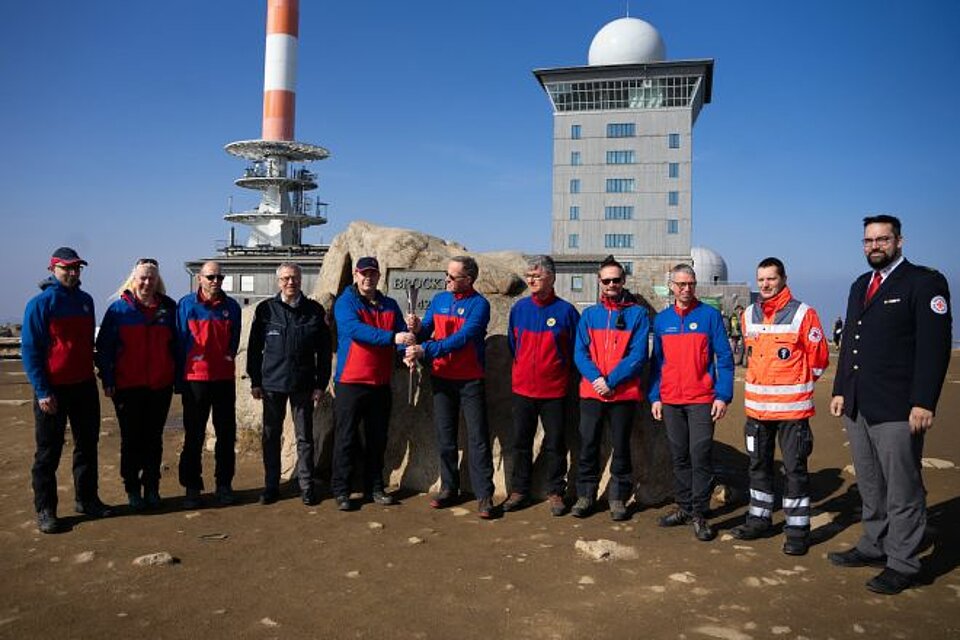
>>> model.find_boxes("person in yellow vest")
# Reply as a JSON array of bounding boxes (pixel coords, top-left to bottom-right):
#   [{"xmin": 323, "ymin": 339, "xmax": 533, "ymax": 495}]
[{"xmin": 731, "ymin": 257, "xmax": 829, "ymax": 556}]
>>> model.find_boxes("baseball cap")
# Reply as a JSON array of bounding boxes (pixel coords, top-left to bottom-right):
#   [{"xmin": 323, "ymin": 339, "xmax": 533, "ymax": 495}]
[
  {"xmin": 50, "ymin": 247, "xmax": 88, "ymax": 268},
  {"xmin": 355, "ymin": 257, "xmax": 380, "ymax": 272}
]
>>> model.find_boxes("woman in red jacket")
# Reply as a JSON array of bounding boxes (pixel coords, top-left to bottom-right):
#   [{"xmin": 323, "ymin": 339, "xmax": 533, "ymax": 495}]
[{"xmin": 96, "ymin": 259, "xmax": 177, "ymax": 511}]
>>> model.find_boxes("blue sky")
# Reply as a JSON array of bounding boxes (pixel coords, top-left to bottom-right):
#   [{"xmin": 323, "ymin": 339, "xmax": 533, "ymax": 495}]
[{"xmin": 2, "ymin": 1, "xmax": 958, "ymax": 331}]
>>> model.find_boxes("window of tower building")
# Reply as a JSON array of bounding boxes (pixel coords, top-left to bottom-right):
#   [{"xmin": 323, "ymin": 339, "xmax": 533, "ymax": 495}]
[
  {"xmin": 605, "ymin": 178, "xmax": 635, "ymax": 193},
  {"xmin": 668, "ymin": 133, "xmax": 681, "ymax": 149},
  {"xmin": 607, "ymin": 123, "xmax": 636, "ymax": 138},
  {"xmin": 240, "ymin": 275, "xmax": 255, "ymax": 292},
  {"xmin": 568, "ymin": 234, "xmax": 579, "ymax": 249},
  {"xmin": 569, "ymin": 206, "xmax": 580, "ymax": 220},
  {"xmin": 571, "ymin": 275, "xmax": 584, "ymax": 291},
  {"xmin": 605, "ymin": 206, "xmax": 634, "ymax": 220},
  {"xmin": 221, "ymin": 275, "xmax": 235, "ymax": 292},
  {"xmin": 604, "ymin": 234, "xmax": 633, "ymax": 249},
  {"xmin": 571, "ymin": 151, "xmax": 581, "ymax": 166},
  {"xmin": 606, "ymin": 150, "xmax": 635, "ymax": 165},
  {"xmin": 668, "ymin": 162, "xmax": 679, "ymax": 178},
  {"xmin": 571, "ymin": 124, "xmax": 581, "ymax": 139},
  {"xmin": 668, "ymin": 191, "xmax": 679, "ymax": 206},
  {"xmin": 667, "ymin": 219, "xmax": 679, "ymax": 234},
  {"xmin": 546, "ymin": 77, "xmax": 700, "ymax": 112},
  {"xmin": 570, "ymin": 179, "xmax": 580, "ymax": 194}
]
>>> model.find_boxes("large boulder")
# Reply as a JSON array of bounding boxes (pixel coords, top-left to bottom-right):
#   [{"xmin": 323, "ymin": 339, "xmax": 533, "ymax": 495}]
[{"xmin": 233, "ymin": 220, "xmax": 673, "ymax": 505}]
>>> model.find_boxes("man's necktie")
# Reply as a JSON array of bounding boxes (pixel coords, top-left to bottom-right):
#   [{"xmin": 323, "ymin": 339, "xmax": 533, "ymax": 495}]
[{"xmin": 865, "ymin": 271, "xmax": 882, "ymax": 304}]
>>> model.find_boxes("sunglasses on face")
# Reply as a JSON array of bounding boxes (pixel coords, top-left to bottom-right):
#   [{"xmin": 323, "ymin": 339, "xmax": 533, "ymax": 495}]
[
  {"xmin": 202, "ymin": 274, "xmax": 225, "ymax": 282},
  {"xmin": 137, "ymin": 258, "xmax": 158, "ymax": 266},
  {"xmin": 600, "ymin": 277, "xmax": 622, "ymax": 285}
]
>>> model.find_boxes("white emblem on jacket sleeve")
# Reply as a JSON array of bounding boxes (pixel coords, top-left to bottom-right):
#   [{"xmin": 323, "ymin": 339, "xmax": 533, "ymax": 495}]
[
  {"xmin": 930, "ymin": 295, "xmax": 948, "ymax": 315},
  {"xmin": 807, "ymin": 327, "xmax": 823, "ymax": 343}
]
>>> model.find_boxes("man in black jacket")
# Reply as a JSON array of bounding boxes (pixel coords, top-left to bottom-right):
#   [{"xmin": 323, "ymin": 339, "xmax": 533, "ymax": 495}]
[
  {"xmin": 247, "ymin": 262, "xmax": 332, "ymax": 506},
  {"xmin": 829, "ymin": 214, "xmax": 952, "ymax": 595}
]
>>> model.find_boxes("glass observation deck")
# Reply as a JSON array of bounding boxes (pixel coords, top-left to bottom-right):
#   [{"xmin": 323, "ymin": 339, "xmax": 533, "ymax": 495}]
[{"xmin": 546, "ymin": 75, "xmax": 702, "ymax": 112}]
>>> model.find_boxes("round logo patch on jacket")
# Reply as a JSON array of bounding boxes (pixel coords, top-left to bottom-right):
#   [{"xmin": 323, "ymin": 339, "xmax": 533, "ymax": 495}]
[
  {"xmin": 546, "ymin": 317, "xmax": 556, "ymax": 327},
  {"xmin": 807, "ymin": 327, "xmax": 822, "ymax": 343},
  {"xmin": 930, "ymin": 295, "xmax": 948, "ymax": 315},
  {"xmin": 777, "ymin": 347, "xmax": 791, "ymax": 360}
]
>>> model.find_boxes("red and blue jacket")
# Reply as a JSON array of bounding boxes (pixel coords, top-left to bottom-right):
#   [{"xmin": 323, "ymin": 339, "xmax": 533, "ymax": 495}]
[
  {"xmin": 96, "ymin": 292, "xmax": 177, "ymax": 390},
  {"xmin": 22, "ymin": 276, "xmax": 96, "ymax": 398},
  {"xmin": 574, "ymin": 294, "xmax": 649, "ymax": 402},
  {"xmin": 508, "ymin": 293, "xmax": 580, "ymax": 399},
  {"xmin": 649, "ymin": 300, "xmax": 734, "ymax": 405},
  {"xmin": 334, "ymin": 285, "xmax": 408, "ymax": 386},
  {"xmin": 418, "ymin": 289, "xmax": 489, "ymax": 381},
  {"xmin": 176, "ymin": 289, "xmax": 242, "ymax": 382}
]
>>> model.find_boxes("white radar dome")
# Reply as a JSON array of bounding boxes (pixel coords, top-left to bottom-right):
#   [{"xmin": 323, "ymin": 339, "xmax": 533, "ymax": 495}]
[
  {"xmin": 588, "ymin": 17, "xmax": 666, "ymax": 66},
  {"xmin": 691, "ymin": 246, "xmax": 728, "ymax": 284}
]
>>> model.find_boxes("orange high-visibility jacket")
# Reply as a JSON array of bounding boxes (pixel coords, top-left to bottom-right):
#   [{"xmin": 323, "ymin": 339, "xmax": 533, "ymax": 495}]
[{"xmin": 743, "ymin": 287, "xmax": 829, "ymax": 420}]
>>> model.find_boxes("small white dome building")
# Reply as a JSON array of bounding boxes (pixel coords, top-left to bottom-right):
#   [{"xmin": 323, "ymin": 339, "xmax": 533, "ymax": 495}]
[
  {"xmin": 691, "ymin": 246, "xmax": 728, "ymax": 284},
  {"xmin": 588, "ymin": 17, "xmax": 666, "ymax": 66}
]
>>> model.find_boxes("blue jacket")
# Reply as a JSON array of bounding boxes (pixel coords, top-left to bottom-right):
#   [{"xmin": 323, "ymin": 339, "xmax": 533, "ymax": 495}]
[
  {"xmin": 334, "ymin": 285, "xmax": 407, "ymax": 386},
  {"xmin": 508, "ymin": 293, "xmax": 580, "ymax": 398},
  {"xmin": 417, "ymin": 290, "xmax": 490, "ymax": 380},
  {"xmin": 176, "ymin": 290, "xmax": 242, "ymax": 382},
  {"xmin": 574, "ymin": 294, "xmax": 649, "ymax": 402}
]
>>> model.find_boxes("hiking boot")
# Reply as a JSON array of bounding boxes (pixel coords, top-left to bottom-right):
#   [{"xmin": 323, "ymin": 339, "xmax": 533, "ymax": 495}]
[
  {"xmin": 570, "ymin": 496, "xmax": 595, "ymax": 519},
  {"xmin": 258, "ymin": 489, "xmax": 279, "ymax": 506},
  {"xmin": 127, "ymin": 492, "xmax": 146, "ymax": 512},
  {"xmin": 183, "ymin": 488, "xmax": 203, "ymax": 509},
  {"xmin": 828, "ymin": 548, "xmax": 886, "ymax": 568},
  {"xmin": 730, "ymin": 519, "xmax": 771, "ymax": 540},
  {"xmin": 335, "ymin": 495, "xmax": 355, "ymax": 512},
  {"xmin": 866, "ymin": 568, "xmax": 913, "ymax": 595},
  {"xmin": 75, "ymin": 498, "xmax": 113, "ymax": 518},
  {"xmin": 783, "ymin": 536, "xmax": 810, "ymax": 556},
  {"xmin": 143, "ymin": 489, "xmax": 162, "ymax": 510},
  {"xmin": 429, "ymin": 489, "xmax": 458, "ymax": 509},
  {"xmin": 302, "ymin": 489, "xmax": 319, "ymax": 506},
  {"xmin": 692, "ymin": 516, "xmax": 716, "ymax": 542},
  {"xmin": 502, "ymin": 493, "xmax": 530, "ymax": 512},
  {"xmin": 659, "ymin": 509, "xmax": 693, "ymax": 528},
  {"xmin": 547, "ymin": 494, "xmax": 566, "ymax": 517},
  {"xmin": 371, "ymin": 491, "xmax": 397, "ymax": 506},
  {"xmin": 215, "ymin": 485, "xmax": 235, "ymax": 506},
  {"xmin": 609, "ymin": 499, "xmax": 629, "ymax": 522},
  {"xmin": 477, "ymin": 496, "xmax": 495, "ymax": 519},
  {"xmin": 37, "ymin": 509, "xmax": 63, "ymax": 534}
]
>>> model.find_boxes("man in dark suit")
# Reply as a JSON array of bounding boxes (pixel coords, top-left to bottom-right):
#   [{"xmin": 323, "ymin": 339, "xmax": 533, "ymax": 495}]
[{"xmin": 829, "ymin": 214, "xmax": 952, "ymax": 595}]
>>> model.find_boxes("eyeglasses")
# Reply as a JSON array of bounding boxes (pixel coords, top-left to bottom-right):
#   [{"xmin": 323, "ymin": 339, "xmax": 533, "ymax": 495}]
[
  {"xmin": 862, "ymin": 236, "xmax": 896, "ymax": 248},
  {"xmin": 202, "ymin": 274, "xmax": 225, "ymax": 282},
  {"xmin": 600, "ymin": 277, "xmax": 623, "ymax": 285},
  {"xmin": 278, "ymin": 275, "xmax": 300, "ymax": 282},
  {"xmin": 671, "ymin": 281, "xmax": 697, "ymax": 289},
  {"xmin": 445, "ymin": 273, "xmax": 468, "ymax": 281},
  {"xmin": 525, "ymin": 274, "xmax": 548, "ymax": 282},
  {"xmin": 137, "ymin": 258, "xmax": 158, "ymax": 266}
]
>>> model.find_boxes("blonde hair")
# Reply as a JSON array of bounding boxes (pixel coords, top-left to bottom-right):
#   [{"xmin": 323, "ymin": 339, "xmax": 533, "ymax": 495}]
[{"xmin": 115, "ymin": 261, "xmax": 167, "ymax": 299}]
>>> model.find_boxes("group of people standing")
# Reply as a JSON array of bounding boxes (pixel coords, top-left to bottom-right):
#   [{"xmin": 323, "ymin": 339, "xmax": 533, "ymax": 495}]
[{"xmin": 22, "ymin": 214, "xmax": 951, "ymax": 596}]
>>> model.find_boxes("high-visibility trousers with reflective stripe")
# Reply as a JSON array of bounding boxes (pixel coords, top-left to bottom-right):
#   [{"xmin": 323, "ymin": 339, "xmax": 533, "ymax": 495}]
[{"xmin": 743, "ymin": 418, "xmax": 813, "ymax": 537}]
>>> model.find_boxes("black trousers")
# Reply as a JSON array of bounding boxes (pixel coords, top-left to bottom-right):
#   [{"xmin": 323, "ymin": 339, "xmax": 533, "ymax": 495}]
[
  {"xmin": 179, "ymin": 380, "xmax": 236, "ymax": 491},
  {"xmin": 331, "ymin": 382, "xmax": 391, "ymax": 498},
  {"xmin": 577, "ymin": 399, "xmax": 635, "ymax": 501},
  {"xmin": 744, "ymin": 418, "xmax": 813, "ymax": 539},
  {"xmin": 661, "ymin": 403, "xmax": 715, "ymax": 516},
  {"xmin": 432, "ymin": 377, "xmax": 494, "ymax": 499},
  {"xmin": 113, "ymin": 386, "xmax": 173, "ymax": 494},
  {"xmin": 261, "ymin": 389, "xmax": 316, "ymax": 493},
  {"xmin": 31, "ymin": 379, "xmax": 101, "ymax": 513},
  {"xmin": 510, "ymin": 394, "xmax": 568, "ymax": 497}
]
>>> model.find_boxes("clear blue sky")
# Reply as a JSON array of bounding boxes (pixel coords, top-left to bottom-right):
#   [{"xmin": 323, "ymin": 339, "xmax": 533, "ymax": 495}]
[{"xmin": 2, "ymin": 1, "xmax": 958, "ymax": 332}]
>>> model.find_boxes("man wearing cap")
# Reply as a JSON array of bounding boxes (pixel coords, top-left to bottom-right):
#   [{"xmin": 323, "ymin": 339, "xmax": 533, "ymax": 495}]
[
  {"xmin": 247, "ymin": 262, "xmax": 331, "ymax": 506},
  {"xmin": 176, "ymin": 261, "xmax": 242, "ymax": 508},
  {"xmin": 404, "ymin": 256, "xmax": 497, "ymax": 519},
  {"xmin": 329, "ymin": 257, "xmax": 415, "ymax": 511},
  {"xmin": 828, "ymin": 214, "xmax": 952, "ymax": 595},
  {"xmin": 23, "ymin": 247, "xmax": 112, "ymax": 533}
]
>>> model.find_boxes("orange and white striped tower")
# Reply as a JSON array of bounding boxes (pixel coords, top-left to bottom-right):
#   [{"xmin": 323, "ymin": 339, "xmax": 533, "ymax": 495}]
[
  {"xmin": 224, "ymin": 0, "xmax": 329, "ymax": 248},
  {"xmin": 262, "ymin": 0, "xmax": 298, "ymax": 141}
]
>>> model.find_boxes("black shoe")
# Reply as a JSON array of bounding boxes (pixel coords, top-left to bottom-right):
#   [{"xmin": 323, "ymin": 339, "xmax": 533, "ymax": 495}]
[
  {"xmin": 730, "ymin": 520, "xmax": 771, "ymax": 540},
  {"xmin": 609, "ymin": 499, "xmax": 629, "ymax": 522},
  {"xmin": 692, "ymin": 517, "xmax": 716, "ymax": 542},
  {"xmin": 659, "ymin": 509, "xmax": 692, "ymax": 528},
  {"xmin": 866, "ymin": 568, "xmax": 914, "ymax": 595},
  {"xmin": 547, "ymin": 494, "xmax": 566, "ymax": 517},
  {"xmin": 37, "ymin": 509, "xmax": 63, "ymax": 534},
  {"xmin": 183, "ymin": 488, "xmax": 202, "ymax": 509},
  {"xmin": 828, "ymin": 547, "xmax": 887, "ymax": 568},
  {"xmin": 429, "ymin": 489, "xmax": 458, "ymax": 509},
  {"xmin": 215, "ymin": 485, "xmax": 235, "ymax": 506},
  {"xmin": 783, "ymin": 537, "xmax": 809, "ymax": 556},
  {"xmin": 258, "ymin": 489, "xmax": 279, "ymax": 506},
  {"xmin": 477, "ymin": 497, "xmax": 496, "ymax": 519},
  {"xmin": 143, "ymin": 489, "xmax": 162, "ymax": 510},
  {"xmin": 371, "ymin": 491, "xmax": 396, "ymax": 506},
  {"xmin": 570, "ymin": 496, "xmax": 595, "ymax": 519},
  {"xmin": 128, "ymin": 491, "xmax": 146, "ymax": 512},
  {"xmin": 75, "ymin": 498, "xmax": 113, "ymax": 518},
  {"xmin": 502, "ymin": 492, "xmax": 530, "ymax": 512},
  {"xmin": 302, "ymin": 490, "xmax": 319, "ymax": 506},
  {"xmin": 335, "ymin": 495, "xmax": 354, "ymax": 511}
]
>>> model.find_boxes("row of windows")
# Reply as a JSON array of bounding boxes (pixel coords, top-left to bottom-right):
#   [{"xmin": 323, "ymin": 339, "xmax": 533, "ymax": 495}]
[
  {"xmin": 568, "ymin": 152, "xmax": 679, "ymax": 176},
  {"xmin": 570, "ymin": 123, "xmax": 682, "ymax": 149},
  {"xmin": 547, "ymin": 76, "xmax": 701, "ymax": 112},
  {"xmin": 570, "ymin": 205, "xmax": 680, "ymax": 220},
  {"xmin": 568, "ymin": 179, "xmax": 681, "ymax": 203},
  {"xmin": 566, "ymin": 225, "xmax": 679, "ymax": 249}
]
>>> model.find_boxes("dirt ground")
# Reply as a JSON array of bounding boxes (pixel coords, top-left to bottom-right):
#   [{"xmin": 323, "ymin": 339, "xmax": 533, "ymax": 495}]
[{"xmin": 0, "ymin": 354, "xmax": 958, "ymax": 640}]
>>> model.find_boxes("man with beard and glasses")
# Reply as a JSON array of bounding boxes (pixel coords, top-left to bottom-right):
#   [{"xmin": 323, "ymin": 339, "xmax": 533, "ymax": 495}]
[{"xmin": 828, "ymin": 214, "xmax": 951, "ymax": 595}]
